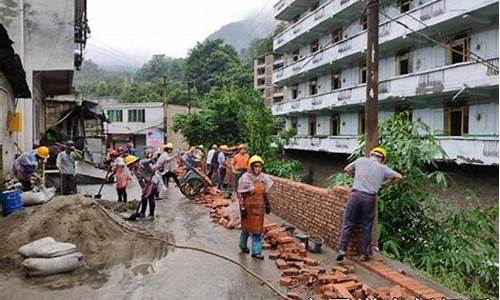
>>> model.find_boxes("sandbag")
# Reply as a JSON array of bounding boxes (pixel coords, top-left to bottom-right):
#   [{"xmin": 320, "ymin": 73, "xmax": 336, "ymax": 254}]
[
  {"xmin": 19, "ymin": 238, "xmax": 78, "ymax": 258},
  {"xmin": 18, "ymin": 237, "xmax": 56, "ymax": 257},
  {"xmin": 22, "ymin": 187, "xmax": 56, "ymax": 206},
  {"xmin": 22, "ymin": 252, "xmax": 82, "ymax": 276}
]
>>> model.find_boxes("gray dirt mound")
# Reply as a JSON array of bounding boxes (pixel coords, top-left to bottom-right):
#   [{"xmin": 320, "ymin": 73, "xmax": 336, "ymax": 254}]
[{"xmin": 0, "ymin": 195, "xmax": 169, "ymax": 289}]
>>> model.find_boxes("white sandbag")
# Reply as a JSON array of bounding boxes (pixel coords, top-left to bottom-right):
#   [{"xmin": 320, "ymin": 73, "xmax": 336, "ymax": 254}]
[
  {"xmin": 22, "ymin": 187, "xmax": 56, "ymax": 206},
  {"xmin": 22, "ymin": 252, "xmax": 82, "ymax": 276},
  {"xmin": 34, "ymin": 242, "xmax": 78, "ymax": 258},
  {"xmin": 19, "ymin": 238, "xmax": 78, "ymax": 258},
  {"xmin": 18, "ymin": 237, "xmax": 56, "ymax": 257}
]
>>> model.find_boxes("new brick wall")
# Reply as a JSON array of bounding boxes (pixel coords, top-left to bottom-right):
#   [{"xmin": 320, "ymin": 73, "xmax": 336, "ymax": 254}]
[{"xmin": 268, "ymin": 176, "xmax": 362, "ymax": 255}]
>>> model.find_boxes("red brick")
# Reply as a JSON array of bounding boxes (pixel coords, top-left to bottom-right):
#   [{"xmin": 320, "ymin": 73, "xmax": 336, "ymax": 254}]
[
  {"xmin": 279, "ymin": 276, "xmax": 293, "ymax": 287},
  {"xmin": 337, "ymin": 280, "xmax": 362, "ymax": 291},
  {"xmin": 268, "ymin": 251, "xmax": 280, "ymax": 260},
  {"xmin": 318, "ymin": 274, "xmax": 340, "ymax": 283},
  {"xmin": 322, "ymin": 291, "xmax": 336, "ymax": 299},
  {"xmin": 331, "ymin": 265, "xmax": 349, "ymax": 274},
  {"xmin": 276, "ymin": 259, "xmax": 288, "ymax": 269},
  {"xmin": 286, "ymin": 254, "xmax": 304, "ymax": 262},
  {"xmin": 286, "ymin": 292, "xmax": 300, "ymax": 300},
  {"xmin": 282, "ymin": 268, "xmax": 299, "ymax": 276},
  {"xmin": 277, "ymin": 236, "xmax": 294, "ymax": 244},
  {"xmin": 262, "ymin": 243, "xmax": 272, "ymax": 250},
  {"xmin": 303, "ymin": 257, "xmax": 320, "ymax": 266}
]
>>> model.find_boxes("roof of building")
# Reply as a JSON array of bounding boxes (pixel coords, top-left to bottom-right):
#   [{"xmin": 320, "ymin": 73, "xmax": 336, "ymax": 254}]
[
  {"xmin": 0, "ymin": 24, "xmax": 31, "ymax": 98},
  {"xmin": 96, "ymin": 98, "xmax": 164, "ymax": 109}
]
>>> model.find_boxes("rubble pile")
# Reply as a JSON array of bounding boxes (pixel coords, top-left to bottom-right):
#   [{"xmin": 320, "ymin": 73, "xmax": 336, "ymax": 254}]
[{"xmin": 193, "ymin": 187, "xmax": 237, "ymax": 229}]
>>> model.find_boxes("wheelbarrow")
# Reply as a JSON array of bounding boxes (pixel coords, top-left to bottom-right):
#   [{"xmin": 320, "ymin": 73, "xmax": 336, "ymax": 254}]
[{"xmin": 179, "ymin": 159, "xmax": 213, "ymax": 199}]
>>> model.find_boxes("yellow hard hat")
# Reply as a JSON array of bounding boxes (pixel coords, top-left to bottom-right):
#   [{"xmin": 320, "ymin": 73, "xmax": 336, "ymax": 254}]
[
  {"xmin": 248, "ymin": 155, "xmax": 264, "ymax": 167},
  {"xmin": 163, "ymin": 143, "xmax": 174, "ymax": 149},
  {"xmin": 370, "ymin": 147, "xmax": 387, "ymax": 163},
  {"xmin": 124, "ymin": 155, "xmax": 139, "ymax": 166},
  {"xmin": 238, "ymin": 143, "xmax": 247, "ymax": 149},
  {"xmin": 36, "ymin": 146, "xmax": 50, "ymax": 161},
  {"xmin": 211, "ymin": 144, "xmax": 217, "ymax": 149},
  {"xmin": 198, "ymin": 144, "xmax": 204, "ymax": 149},
  {"xmin": 220, "ymin": 145, "xmax": 229, "ymax": 151}
]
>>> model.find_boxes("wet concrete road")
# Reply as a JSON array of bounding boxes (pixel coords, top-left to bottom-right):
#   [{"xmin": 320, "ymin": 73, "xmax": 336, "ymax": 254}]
[{"xmin": 0, "ymin": 180, "xmax": 462, "ymax": 300}]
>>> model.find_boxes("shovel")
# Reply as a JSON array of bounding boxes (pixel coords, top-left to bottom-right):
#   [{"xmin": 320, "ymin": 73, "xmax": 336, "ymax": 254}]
[{"xmin": 93, "ymin": 170, "xmax": 112, "ymax": 199}]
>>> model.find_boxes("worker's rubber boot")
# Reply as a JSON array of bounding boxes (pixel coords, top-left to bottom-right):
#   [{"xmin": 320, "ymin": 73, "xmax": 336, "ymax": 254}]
[
  {"xmin": 359, "ymin": 254, "xmax": 370, "ymax": 262},
  {"xmin": 251, "ymin": 253, "xmax": 264, "ymax": 260},
  {"xmin": 336, "ymin": 250, "xmax": 346, "ymax": 261},
  {"xmin": 239, "ymin": 247, "xmax": 250, "ymax": 254}
]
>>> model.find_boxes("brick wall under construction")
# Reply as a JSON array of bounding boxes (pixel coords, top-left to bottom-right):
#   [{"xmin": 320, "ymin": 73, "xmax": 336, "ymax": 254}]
[{"xmin": 268, "ymin": 176, "xmax": 362, "ymax": 255}]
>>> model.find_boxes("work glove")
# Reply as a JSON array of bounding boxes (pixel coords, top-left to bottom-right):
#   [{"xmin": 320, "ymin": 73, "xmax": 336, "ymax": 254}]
[{"xmin": 264, "ymin": 194, "xmax": 271, "ymax": 214}]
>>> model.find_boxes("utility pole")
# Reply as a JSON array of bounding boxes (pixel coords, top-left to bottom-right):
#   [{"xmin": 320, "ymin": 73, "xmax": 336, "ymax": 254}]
[
  {"xmin": 365, "ymin": 0, "xmax": 379, "ymax": 155},
  {"xmin": 365, "ymin": 0, "xmax": 380, "ymax": 253}
]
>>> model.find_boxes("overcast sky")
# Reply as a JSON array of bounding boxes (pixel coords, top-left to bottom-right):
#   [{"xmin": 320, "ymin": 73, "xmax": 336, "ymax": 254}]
[{"xmin": 85, "ymin": 0, "xmax": 272, "ymax": 67}]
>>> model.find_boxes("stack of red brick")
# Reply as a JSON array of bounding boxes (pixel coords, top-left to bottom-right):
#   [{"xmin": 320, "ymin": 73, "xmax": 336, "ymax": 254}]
[
  {"xmin": 194, "ymin": 187, "xmax": 234, "ymax": 229},
  {"xmin": 263, "ymin": 222, "xmax": 413, "ymax": 300}
]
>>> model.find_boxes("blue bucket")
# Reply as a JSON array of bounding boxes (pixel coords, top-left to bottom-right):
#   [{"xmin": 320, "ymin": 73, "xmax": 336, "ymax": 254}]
[{"xmin": 1, "ymin": 190, "xmax": 24, "ymax": 216}]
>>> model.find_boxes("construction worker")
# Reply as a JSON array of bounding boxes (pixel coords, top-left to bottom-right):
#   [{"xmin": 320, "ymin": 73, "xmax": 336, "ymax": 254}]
[
  {"xmin": 206, "ymin": 144, "xmax": 217, "ymax": 178},
  {"xmin": 232, "ymin": 144, "xmax": 250, "ymax": 188},
  {"xmin": 217, "ymin": 145, "xmax": 229, "ymax": 190},
  {"xmin": 183, "ymin": 146, "xmax": 197, "ymax": 169},
  {"xmin": 238, "ymin": 155, "xmax": 273, "ymax": 259},
  {"xmin": 125, "ymin": 154, "xmax": 161, "ymax": 220},
  {"xmin": 124, "ymin": 142, "xmax": 137, "ymax": 156},
  {"xmin": 56, "ymin": 140, "xmax": 81, "ymax": 195},
  {"xmin": 210, "ymin": 145, "xmax": 220, "ymax": 182},
  {"xmin": 12, "ymin": 146, "xmax": 50, "ymax": 191},
  {"xmin": 155, "ymin": 143, "xmax": 180, "ymax": 188},
  {"xmin": 336, "ymin": 147, "xmax": 403, "ymax": 262}
]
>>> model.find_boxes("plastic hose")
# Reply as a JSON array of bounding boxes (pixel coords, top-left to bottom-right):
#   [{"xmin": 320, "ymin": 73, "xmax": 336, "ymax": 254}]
[{"xmin": 95, "ymin": 203, "xmax": 292, "ymax": 300}]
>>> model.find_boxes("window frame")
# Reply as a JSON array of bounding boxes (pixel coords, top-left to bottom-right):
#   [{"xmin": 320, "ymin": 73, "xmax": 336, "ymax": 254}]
[
  {"xmin": 360, "ymin": 64, "xmax": 367, "ymax": 84},
  {"xmin": 310, "ymin": 39, "xmax": 320, "ymax": 54},
  {"xmin": 291, "ymin": 84, "xmax": 299, "ymax": 99},
  {"xmin": 444, "ymin": 106, "xmax": 469, "ymax": 136},
  {"xmin": 360, "ymin": 15, "xmax": 367, "ymax": 30},
  {"xmin": 330, "ymin": 114, "xmax": 340, "ymax": 136},
  {"xmin": 128, "ymin": 109, "xmax": 145, "ymax": 123},
  {"xmin": 396, "ymin": 50, "xmax": 413, "ymax": 75},
  {"xmin": 358, "ymin": 111, "xmax": 366, "ymax": 134},
  {"xmin": 331, "ymin": 72, "xmax": 341, "ymax": 90},
  {"xmin": 309, "ymin": 77, "xmax": 318, "ymax": 96},
  {"xmin": 291, "ymin": 117, "xmax": 298, "ymax": 130},
  {"xmin": 107, "ymin": 109, "xmax": 123, "ymax": 123},
  {"xmin": 308, "ymin": 115, "xmax": 317, "ymax": 136},
  {"xmin": 332, "ymin": 28, "xmax": 343, "ymax": 43},
  {"xmin": 447, "ymin": 33, "xmax": 470, "ymax": 65},
  {"xmin": 399, "ymin": 0, "xmax": 411, "ymax": 13}
]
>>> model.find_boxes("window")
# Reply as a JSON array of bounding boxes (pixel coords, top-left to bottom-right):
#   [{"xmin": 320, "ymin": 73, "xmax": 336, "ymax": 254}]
[
  {"xmin": 257, "ymin": 78, "xmax": 265, "ymax": 86},
  {"xmin": 291, "ymin": 84, "xmax": 299, "ymax": 99},
  {"xmin": 359, "ymin": 63, "xmax": 367, "ymax": 84},
  {"xmin": 448, "ymin": 33, "xmax": 470, "ymax": 65},
  {"xmin": 308, "ymin": 116, "xmax": 317, "ymax": 136},
  {"xmin": 332, "ymin": 28, "xmax": 343, "ymax": 43},
  {"xmin": 396, "ymin": 50, "xmax": 413, "ymax": 75},
  {"xmin": 107, "ymin": 110, "xmax": 123, "ymax": 122},
  {"xmin": 257, "ymin": 66, "xmax": 265, "ymax": 75},
  {"xmin": 292, "ymin": 49, "xmax": 300, "ymax": 62},
  {"xmin": 399, "ymin": 0, "xmax": 411, "ymax": 13},
  {"xmin": 309, "ymin": 78, "xmax": 318, "ymax": 95},
  {"xmin": 330, "ymin": 114, "xmax": 340, "ymax": 136},
  {"xmin": 444, "ymin": 106, "xmax": 469, "ymax": 136},
  {"xmin": 310, "ymin": 1, "xmax": 320, "ymax": 11},
  {"xmin": 128, "ymin": 109, "xmax": 145, "ymax": 123},
  {"xmin": 358, "ymin": 111, "xmax": 366, "ymax": 134},
  {"xmin": 331, "ymin": 73, "xmax": 341, "ymax": 90},
  {"xmin": 256, "ymin": 56, "xmax": 265, "ymax": 65},
  {"xmin": 310, "ymin": 39, "xmax": 319, "ymax": 53},
  {"xmin": 360, "ymin": 15, "xmax": 367, "ymax": 30},
  {"xmin": 291, "ymin": 117, "xmax": 298, "ymax": 129}
]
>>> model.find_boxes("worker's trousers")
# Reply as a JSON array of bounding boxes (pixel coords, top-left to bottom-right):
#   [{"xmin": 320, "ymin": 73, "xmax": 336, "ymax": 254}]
[
  {"xmin": 140, "ymin": 188, "xmax": 157, "ymax": 217},
  {"xmin": 217, "ymin": 167, "xmax": 226, "ymax": 190},
  {"xmin": 239, "ymin": 230, "xmax": 262, "ymax": 255},
  {"xmin": 338, "ymin": 190, "xmax": 376, "ymax": 256},
  {"xmin": 61, "ymin": 174, "xmax": 77, "ymax": 195},
  {"xmin": 162, "ymin": 171, "xmax": 180, "ymax": 187}
]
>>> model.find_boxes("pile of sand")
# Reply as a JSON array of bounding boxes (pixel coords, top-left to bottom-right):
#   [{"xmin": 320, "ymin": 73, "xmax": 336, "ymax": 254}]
[{"xmin": 0, "ymin": 195, "xmax": 169, "ymax": 289}]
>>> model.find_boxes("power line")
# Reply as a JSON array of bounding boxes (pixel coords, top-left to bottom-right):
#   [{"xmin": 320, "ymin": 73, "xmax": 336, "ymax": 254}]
[{"xmin": 379, "ymin": 9, "xmax": 499, "ymax": 72}]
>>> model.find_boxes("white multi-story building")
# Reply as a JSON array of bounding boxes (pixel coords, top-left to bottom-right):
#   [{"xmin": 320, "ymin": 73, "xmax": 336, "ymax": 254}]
[
  {"xmin": 254, "ymin": 53, "xmax": 286, "ymax": 105},
  {"xmin": 272, "ymin": 0, "xmax": 499, "ymax": 166}
]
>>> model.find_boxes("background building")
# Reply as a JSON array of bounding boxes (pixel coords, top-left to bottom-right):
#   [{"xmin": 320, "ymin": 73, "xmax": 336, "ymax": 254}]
[
  {"xmin": 1, "ymin": 0, "xmax": 88, "ymax": 152},
  {"xmin": 254, "ymin": 53, "xmax": 286, "ymax": 105},
  {"xmin": 163, "ymin": 103, "xmax": 199, "ymax": 151},
  {"xmin": 272, "ymin": 0, "xmax": 498, "ymax": 191},
  {"xmin": 100, "ymin": 99, "xmax": 164, "ymax": 157}
]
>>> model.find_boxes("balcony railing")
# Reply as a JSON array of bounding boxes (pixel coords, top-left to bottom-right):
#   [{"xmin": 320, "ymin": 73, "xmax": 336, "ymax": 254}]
[
  {"xmin": 272, "ymin": 60, "xmax": 498, "ymax": 116},
  {"xmin": 273, "ymin": 0, "xmax": 497, "ymax": 84},
  {"xmin": 286, "ymin": 135, "xmax": 499, "ymax": 165}
]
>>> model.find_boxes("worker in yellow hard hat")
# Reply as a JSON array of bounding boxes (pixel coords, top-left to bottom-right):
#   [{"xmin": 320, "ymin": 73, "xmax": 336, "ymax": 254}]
[
  {"xmin": 336, "ymin": 146, "xmax": 403, "ymax": 262},
  {"xmin": 12, "ymin": 146, "xmax": 51, "ymax": 191},
  {"xmin": 216, "ymin": 145, "xmax": 229, "ymax": 190},
  {"xmin": 232, "ymin": 143, "xmax": 249, "ymax": 189},
  {"xmin": 155, "ymin": 143, "xmax": 180, "ymax": 190},
  {"xmin": 237, "ymin": 155, "xmax": 273, "ymax": 259},
  {"xmin": 126, "ymin": 154, "xmax": 162, "ymax": 221}
]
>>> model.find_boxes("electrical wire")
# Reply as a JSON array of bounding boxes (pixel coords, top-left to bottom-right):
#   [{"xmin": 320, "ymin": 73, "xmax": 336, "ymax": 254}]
[
  {"xmin": 378, "ymin": 9, "xmax": 499, "ymax": 72},
  {"xmin": 95, "ymin": 203, "xmax": 292, "ymax": 300}
]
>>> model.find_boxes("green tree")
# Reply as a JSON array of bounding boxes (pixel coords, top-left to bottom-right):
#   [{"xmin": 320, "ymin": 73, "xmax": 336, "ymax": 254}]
[
  {"xmin": 135, "ymin": 54, "xmax": 185, "ymax": 82},
  {"xmin": 186, "ymin": 39, "xmax": 251, "ymax": 95},
  {"xmin": 172, "ymin": 86, "xmax": 274, "ymax": 154}
]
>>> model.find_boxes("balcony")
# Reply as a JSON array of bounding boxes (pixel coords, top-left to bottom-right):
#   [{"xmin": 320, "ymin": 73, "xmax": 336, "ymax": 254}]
[
  {"xmin": 272, "ymin": 60, "xmax": 499, "ymax": 116},
  {"xmin": 286, "ymin": 136, "xmax": 499, "ymax": 165},
  {"xmin": 274, "ymin": 0, "xmax": 319, "ymax": 21},
  {"xmin": 273, "ymin": 0, "xmax": 498, "ymax": 84},
  {"xmin": 274, "ymin": 0, "xmax": 365, "ymax": 52}
]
